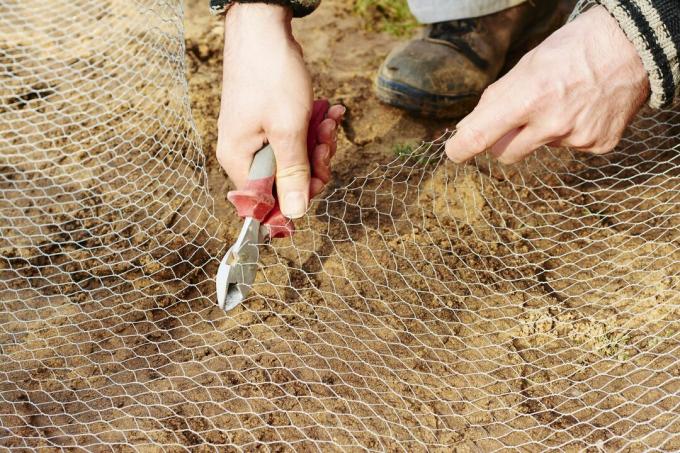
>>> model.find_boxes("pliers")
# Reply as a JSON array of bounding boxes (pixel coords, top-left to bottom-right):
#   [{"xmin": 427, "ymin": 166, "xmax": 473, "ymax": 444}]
[{"xmin": 216, "ymin": 100, "xmax": 331, "ymax": 311}]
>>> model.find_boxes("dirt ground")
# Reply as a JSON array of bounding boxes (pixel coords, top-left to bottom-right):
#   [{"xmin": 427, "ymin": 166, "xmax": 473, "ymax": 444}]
[{"xmin": 1, "ymin": 0, "xmax": 679, "ymax": 451}]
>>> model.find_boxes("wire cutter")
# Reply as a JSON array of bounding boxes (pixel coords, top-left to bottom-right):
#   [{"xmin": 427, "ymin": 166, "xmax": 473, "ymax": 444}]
[{"xmin": 216, "ymin": 100, "xmax": 330, "ymax": 311}]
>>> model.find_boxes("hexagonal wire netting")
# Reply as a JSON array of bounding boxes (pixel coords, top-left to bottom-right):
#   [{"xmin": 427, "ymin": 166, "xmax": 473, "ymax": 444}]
[{"xmin": 1, "ymin": 0, "xmax": 678, "ymax": 450}]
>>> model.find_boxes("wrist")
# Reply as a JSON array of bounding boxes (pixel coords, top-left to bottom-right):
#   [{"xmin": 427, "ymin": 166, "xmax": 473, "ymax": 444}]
[
  {"xmin": 593, "ymin": 6, "xmax": 650, "ymax": 99},
  {"xmin": 225, "ymin": 3, "xmax": 292, "ymax": 33}
]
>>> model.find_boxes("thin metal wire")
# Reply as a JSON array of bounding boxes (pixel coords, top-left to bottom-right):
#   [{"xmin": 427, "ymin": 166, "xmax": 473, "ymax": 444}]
[{"xmin": 1, "ymin": 0, "xmax": 678, "ymax": 451}]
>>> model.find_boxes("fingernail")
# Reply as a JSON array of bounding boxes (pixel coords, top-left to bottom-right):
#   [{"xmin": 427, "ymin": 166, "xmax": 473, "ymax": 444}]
[
  {"xmin": 339, "ymin": 105, "xmax": 347, "ymax": 116},
  {"xmin": 282, "ymin": 191, "xmax": 308, "ymax": 219}
]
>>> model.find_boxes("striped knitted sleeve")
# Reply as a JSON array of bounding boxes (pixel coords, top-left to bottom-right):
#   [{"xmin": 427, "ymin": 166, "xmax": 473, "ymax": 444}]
[
  {"xmin": 209, "ymin": 0, "xmax": 320, "ymax": 18},
  {"xmin": 595, "ymin": 0, "xmax": 680, "ymax": 108}
]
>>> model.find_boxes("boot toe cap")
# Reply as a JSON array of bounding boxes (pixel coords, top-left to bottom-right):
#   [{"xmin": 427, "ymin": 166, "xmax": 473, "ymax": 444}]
[{"xmin": 376, "ymin": 39, "xmax": 492, "ymax": 119}]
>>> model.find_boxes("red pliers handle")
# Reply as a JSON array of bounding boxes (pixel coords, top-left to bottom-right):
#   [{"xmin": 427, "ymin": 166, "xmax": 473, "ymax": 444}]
[{"xmin": 226, "ymin": 99, "xmax": 331, "ymax": 239}]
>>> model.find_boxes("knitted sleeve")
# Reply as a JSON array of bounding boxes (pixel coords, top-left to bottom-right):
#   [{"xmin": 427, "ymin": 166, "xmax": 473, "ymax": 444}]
[
  {"xmin": 209, "ymin": 0, "xmax": 320, "ymax": 18},
  {"xmin": 595, "ymin": 0, "xmax": 680, "ymax": 108}
]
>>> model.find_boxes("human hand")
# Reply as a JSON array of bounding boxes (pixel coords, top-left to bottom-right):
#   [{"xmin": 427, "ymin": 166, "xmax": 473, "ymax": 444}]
[
  {"xmin": 445, "ymin": 6, "xmax": 650, "ymax": 164},
  {"xmin": 217, "ymin": 4, "xmax": 345, "ymax": 219}
]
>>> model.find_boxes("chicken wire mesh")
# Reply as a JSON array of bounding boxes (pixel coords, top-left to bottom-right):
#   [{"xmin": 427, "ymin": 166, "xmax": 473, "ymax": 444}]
[{"xmin": 1, "ymin": 0, "xmax": 679, "ymax": 451}]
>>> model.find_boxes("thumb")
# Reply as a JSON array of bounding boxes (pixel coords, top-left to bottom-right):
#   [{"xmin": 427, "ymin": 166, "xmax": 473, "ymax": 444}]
[{"xmin": 268, "ymin": 126, "xmax": 310, "ymax": 219}]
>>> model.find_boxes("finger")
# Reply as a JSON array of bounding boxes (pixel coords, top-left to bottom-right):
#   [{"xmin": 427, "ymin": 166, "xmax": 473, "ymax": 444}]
[
  {"xmin": 268, "ymin": 126, "xmax": 311, "ymax": 219},
  {"xmin": 445, "ymin": 87, "xmax": 529, "ymax": 163},
  {"xmin": 317, "ymin": 118, "xmax": 337, "ymax": 157},
  {"xmin": 310, "ymin": 143, "xmax": 331, "ymax": 184},
  {"xmin": 317, "ymin": 118, "xmax": 336, "ymax": 145},
  {"xmin": 553, "ymin": 134, "xmax": 618, "ymax": 154},
  {"xmin": 489, "ymin": 127, "xmax": 522, "ymax": 159},
  {"xmin": 215, "ymin": 129, "xmax": 265, "ymax": 189},
  {"xmin": 490, "ymin": 126, "xmax": 548, "ymax": 165},
  {"xmin": 327, "ymin": 104, "xmax": 346, "ymax": 122},
  {"xmin": 310, "ymin": 177, "xmax": 326, "ymax": 198}
]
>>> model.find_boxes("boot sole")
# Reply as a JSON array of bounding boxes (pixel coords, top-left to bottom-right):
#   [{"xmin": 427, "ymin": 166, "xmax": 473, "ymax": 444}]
[{"xmin": 375, "ymin": 75, "xmax": 479, "ymax": 120}]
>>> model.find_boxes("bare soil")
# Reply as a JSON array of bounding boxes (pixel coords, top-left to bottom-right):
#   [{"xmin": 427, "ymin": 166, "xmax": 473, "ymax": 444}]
[{"xmin": 0, "ymin": 0, "xmax": 678, "ymax": 451}]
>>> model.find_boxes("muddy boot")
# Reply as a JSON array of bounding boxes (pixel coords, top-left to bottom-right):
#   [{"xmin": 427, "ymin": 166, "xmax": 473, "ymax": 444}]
[{"xmin": 375, "ymin": 1, "xmax": 560, "ymax": 119}]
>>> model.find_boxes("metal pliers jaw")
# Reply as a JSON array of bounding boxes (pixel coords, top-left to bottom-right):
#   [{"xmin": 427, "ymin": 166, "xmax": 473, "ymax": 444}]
[{"xmin": 215, "ymin": 217, "xmax": 268, "ymax": 311}]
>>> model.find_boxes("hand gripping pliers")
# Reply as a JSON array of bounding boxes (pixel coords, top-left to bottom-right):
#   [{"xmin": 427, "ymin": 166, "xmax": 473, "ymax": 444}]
[{"xmin": 216, "ymin": 100, "xmax": 330, "ymax": 311}]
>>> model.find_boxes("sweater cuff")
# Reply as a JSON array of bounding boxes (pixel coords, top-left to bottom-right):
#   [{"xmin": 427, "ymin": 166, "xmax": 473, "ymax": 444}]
[
  {"xmin": 595, "ymin": 0, "xmax": 679, "ymax": 108},
  {"xmin": 210, "ymin": 0, "xmax": 320, "ymax": 18}
]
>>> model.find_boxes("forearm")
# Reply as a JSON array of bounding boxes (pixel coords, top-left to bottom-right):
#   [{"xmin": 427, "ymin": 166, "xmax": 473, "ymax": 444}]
[
  {"xmin": 595, "ymin": 0, "xmax": 679, "ymax": 108},
  {"xmin": 210, "ymin": 0, "xmax": 320, "ymax": 17}
]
